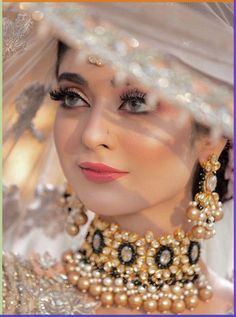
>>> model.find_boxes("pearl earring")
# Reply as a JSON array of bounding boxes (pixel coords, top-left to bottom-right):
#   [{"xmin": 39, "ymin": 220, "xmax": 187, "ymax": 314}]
[
  {"xmin": 63, "ymin": 184, "xmax": 88, "ymax": 236},
  {"xmin": 187, "ymin": 154, "xmax": 223, "ymax": 240}
]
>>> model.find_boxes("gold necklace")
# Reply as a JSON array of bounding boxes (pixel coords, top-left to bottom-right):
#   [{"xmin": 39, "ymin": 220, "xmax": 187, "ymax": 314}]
[{"xmin": 62, "ymin": 216, "xmax": 213, "ymax": 314}]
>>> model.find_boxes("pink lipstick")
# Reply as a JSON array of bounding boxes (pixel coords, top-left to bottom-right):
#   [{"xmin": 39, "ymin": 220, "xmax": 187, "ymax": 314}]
[{"xmin": 79, "ymin": 162, "xmax": 129, "ymax": 183}]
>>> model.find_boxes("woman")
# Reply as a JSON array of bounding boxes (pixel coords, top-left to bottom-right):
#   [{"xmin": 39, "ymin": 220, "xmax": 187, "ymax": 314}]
[{"xmin": 3, "ymin": 2, "xmax": 234, "ymax": 315}]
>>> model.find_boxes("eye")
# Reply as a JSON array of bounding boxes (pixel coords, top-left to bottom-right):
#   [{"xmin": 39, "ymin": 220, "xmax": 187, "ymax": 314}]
[
  {"xmin": 119, "ymin": 89, "xmax": 148, "ymax": 114},
  {"xmin": 49, "ymin": 88, "xmax": 89, "ymax": 109}
]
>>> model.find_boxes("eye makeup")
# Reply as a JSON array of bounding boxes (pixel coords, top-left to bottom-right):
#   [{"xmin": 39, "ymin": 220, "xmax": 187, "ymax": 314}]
[
  {"xmin": 49, "ymin": 86, "xmax": 159, "ymax": 114},
  {"xmin": 49, "ymin": 87, "xmax": 89, "ymax": 109}
]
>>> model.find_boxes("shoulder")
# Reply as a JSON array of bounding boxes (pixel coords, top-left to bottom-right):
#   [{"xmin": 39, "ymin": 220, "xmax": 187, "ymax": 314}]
[
  {"xmin": 209, "ymin": 268, "xmax": 234, "ymax": 314},
  {"xmin": 3, "ymin": 252, "xmax": 99, "ymax": 315},
  {"xmin": 198, "ymin": 268, "xmax": 234, "ymax": 314}
]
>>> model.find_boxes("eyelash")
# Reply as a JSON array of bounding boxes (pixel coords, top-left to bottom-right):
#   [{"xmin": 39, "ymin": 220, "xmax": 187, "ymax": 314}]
[
  {"xmin": 49, "ymin": 88, "xmax": 89, "ymax": 109},
  {"xmin": 49, "ymin": 88, "xmax": 154, "ymax": 114}
]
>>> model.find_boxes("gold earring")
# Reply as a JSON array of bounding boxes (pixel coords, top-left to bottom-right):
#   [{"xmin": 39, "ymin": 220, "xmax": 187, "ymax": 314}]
[
  {"xmin": 63, "ymin": 183, "xmax": 88, "ymax": 236},
  {"xmin": 186, "ymin": 154, "xmax": 223, "ymax": 240}
]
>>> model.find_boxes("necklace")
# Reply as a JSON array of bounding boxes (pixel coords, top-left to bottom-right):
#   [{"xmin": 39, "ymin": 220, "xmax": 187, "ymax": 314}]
[{"xmin": 62, "ymin": 216, "xmax": 213, "ymax": 314}]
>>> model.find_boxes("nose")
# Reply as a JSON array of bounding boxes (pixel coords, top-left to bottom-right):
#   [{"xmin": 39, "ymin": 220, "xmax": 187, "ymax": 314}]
[{"xmin": 81, "ymin": 105, "xmax": 115, "ymax": 151}]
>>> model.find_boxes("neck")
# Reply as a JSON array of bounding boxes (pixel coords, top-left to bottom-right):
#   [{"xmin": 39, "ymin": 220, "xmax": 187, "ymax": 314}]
[{"xmin": 101, "ymin": 188, "xmax": 192, "ymax": 237}]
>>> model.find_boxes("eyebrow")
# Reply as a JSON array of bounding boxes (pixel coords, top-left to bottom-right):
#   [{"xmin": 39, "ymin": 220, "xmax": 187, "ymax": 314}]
[
  {"xmin": 58, "ymin": 72, "xmax": 89, "ymax": 86},
  {"xmin": 58, "ymin": 72, "xmax": 132, "ymax": 88}
]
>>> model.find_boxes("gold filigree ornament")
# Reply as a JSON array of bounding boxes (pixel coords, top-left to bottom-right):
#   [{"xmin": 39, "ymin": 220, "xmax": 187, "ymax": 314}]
[
  {"xmin": 62, "ymin": 154, "xmax": 222, "ymax": 314},
  {"xmin": 87, "ymin": 55, "xmax": 105, "ymax": 67}
]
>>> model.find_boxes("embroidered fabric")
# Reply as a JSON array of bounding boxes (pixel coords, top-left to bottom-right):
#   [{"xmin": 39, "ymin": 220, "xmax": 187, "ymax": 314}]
[
  {"xmin": 3, "ymin": 253, "xmax": 99, "ymax": 314},
  {"xmin": 3, "ymin": 12, "xmax": 34, "ymax": 61}
]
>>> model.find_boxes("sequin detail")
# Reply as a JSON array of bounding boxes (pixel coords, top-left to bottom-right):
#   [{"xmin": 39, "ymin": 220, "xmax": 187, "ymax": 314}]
[{"xmin": 3, "ymin": 253, "xmax": 99, "ymax": 314}]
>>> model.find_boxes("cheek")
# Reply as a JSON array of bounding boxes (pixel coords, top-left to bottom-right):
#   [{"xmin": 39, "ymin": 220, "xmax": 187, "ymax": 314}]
[
  {"xmin": 119, "ymin": 119, "xmax": 194, "ymax": 201},
  {"xmin": 53, "ymin": 110, "xmax": 78, "ymax": 170}
]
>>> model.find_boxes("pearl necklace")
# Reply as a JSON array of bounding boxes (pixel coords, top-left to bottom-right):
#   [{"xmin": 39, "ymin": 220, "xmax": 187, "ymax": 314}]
[{"xmin": 62, "ymin": 216, "xmax": 213, "ymax": 314}]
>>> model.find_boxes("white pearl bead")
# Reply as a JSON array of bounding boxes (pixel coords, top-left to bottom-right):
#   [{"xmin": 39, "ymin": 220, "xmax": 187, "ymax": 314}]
[
  {"xmin": 108, "ymin": 287, "xmax": 113, "ymax": 292},
  {"xmin": 152, "ymin": 294, "xmax": 159, "ymax": 300},
  {"xmin": 115, "ymin": 278, "xmax": 123, "ymax": 286},
  {"xmin": 148, "ymin": 285, "xmax": 156, "ymax": 293},
  {"xmin": 93, "ymin": 271, "xmax": 101, "ymax": 278},
  {"xmin": 173, "ymin": 285, "xmax": 181, "ymax": 293},
  {"xmin": 184, "ymin": 290, "xmax": 189, "ymax": 296},
  {"xmin": 185, "ymin": 282, "xmax": 193, "ymax": 290},
  {"xmin": 85, "ymin": 265, "xmax": 92, "ymax": 272},
  {"xmin": 74, "ymin": 253, "xmax": 82, "ymax": 260},
  {"xmin": 143, "ymin": 295, "xmax": 148, "ymax": 300},
  {"xmin": 147, "ymin": 293, "xmax": 152, "ymax": 298},
  {"xmin": 162, "ymin": 284, "xmax": 170, "ymax": 292},
  {"xmin": 103, "ymin": 277, "xmax": 112, "ymax": 286},
  {"xmin": 127, "ymin": 282, "xmax": 134, "ymax": 289},
  {"xmin": 168, "ymin": 294, "xmax": 173, "ymax": 299},
  {"xmin": 102, "ymin": 287, "xmax": 107, "ymax": 292},
  {"xmin": 114, "ymin": 287, "xmax": 121, "ymax": 293},
  {"xmin": 138, "ymin": 286, "xmax": 146, "ymax": 294}
]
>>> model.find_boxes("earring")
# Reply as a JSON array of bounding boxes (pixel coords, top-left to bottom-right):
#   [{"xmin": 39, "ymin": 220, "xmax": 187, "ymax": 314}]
[
  {"xmin": 186, "ymin": 154, "xmax": 223, "ymax": 240},
  {"xmin": 63, "ymin": 183, "xmax": 88, "ymax": 236}
]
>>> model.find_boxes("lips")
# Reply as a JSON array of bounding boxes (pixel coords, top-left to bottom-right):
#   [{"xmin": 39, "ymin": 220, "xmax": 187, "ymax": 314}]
[{"xmin": 79, "ymin": 162, "xmax": 129, "ymax": 183}]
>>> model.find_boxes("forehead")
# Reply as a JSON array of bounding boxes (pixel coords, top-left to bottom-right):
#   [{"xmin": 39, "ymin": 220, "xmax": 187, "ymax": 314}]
[{"xmin": 58, "ymin": 47, "xmax": 141, "ymax": 88}]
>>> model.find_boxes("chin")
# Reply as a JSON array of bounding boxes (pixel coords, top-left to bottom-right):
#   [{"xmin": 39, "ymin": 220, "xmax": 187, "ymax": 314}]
[{"xmin": 79, "ymin": 194, "xmax": 139, "ymax": 217}]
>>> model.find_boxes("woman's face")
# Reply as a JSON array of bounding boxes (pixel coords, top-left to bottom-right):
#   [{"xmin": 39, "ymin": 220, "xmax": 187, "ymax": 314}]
[{"xmin": 53, "ymin": 48, "xmax": 198, "ymax": 216}]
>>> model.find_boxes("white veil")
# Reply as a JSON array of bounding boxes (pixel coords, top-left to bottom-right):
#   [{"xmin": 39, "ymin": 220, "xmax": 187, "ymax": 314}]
[{"xmin": 3, "ymin": 2, "xmax": 234, "ymax": 283}]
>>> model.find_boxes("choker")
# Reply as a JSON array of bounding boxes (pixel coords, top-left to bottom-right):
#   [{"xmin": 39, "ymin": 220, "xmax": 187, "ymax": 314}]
[{"xmin": 62, "ymin": 217, "xmax": 213, "ymax": 314}]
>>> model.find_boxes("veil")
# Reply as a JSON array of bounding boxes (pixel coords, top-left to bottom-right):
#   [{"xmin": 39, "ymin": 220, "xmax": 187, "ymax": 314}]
[{"xmin": 3, "ymin": 2, "xmax": 234, "ymax": 283}]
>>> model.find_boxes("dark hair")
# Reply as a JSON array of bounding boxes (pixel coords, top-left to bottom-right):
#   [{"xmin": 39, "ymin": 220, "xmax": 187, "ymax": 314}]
[{"xmin": 56, "ymin": 40, "xmax": 233, "ymax": 203}]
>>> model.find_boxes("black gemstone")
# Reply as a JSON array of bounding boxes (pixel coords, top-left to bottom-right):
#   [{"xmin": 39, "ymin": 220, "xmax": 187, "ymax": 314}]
[
  {"xmin": 79, "ymin": 249, "xmax": 87, "ymax": 256},
  {"xmin": 155, "ymin": 245, "xmax": 174, "ymax": 269},
  {"xmin": 111, "ymin": 268, "xmax": 120, "ymax": 278},
  {"xmin": 188, "ymin": 241, "xmax": 201, "ymax": 265},
  {"xmin": 197, "ymin": 203, "xmax": 203, "ymax": 210},
  {"xmin": 192, "ymin": 274, "xmax": 199, "ymax": 283},
  {"xmin": 206, "ymin": 218, "xmax": 211, "ymax": 224},
  {"xmin": 156, "ymin": 283, "xmax": 164, "ymax": 290},
  {"xmin": 123, "ymin": 277, "xmax": 128, "ymax": 284},
  {"xmin": 92, "ymin": 229, "xmax": 105, "ymax": 254},
  {"xmin": 82, "ymin": 258, "xmax": 90, "ymax": 264},
  {"xmin": 118, "ymin": 242, "xmax": 136, "ymax": 266},
  {"xmin": 63, "ymin": 192, "xmax": 71, "ymax": 199},
  {"xmin": 67, "ymin": 207, "xmax": 72, "ymax": 212},
  {"xmin": 133, "ymin": 279, "xmax": 142, "ymax": 286}
]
